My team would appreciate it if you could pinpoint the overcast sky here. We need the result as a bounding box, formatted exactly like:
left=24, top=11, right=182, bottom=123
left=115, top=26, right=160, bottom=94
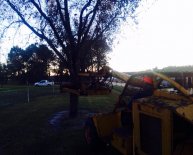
left=0, top=24, right=34, bottom=63
left=109, top=0, right=193, bottom=72
left=1, top=0, right=193, bottom=72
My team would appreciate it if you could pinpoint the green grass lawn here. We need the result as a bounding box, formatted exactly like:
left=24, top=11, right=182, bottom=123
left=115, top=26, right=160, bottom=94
left=0, top=85, right=122, bottom=155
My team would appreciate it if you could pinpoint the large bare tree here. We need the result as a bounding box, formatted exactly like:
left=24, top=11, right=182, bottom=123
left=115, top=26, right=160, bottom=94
left=0, top=0, right=141, bottom=117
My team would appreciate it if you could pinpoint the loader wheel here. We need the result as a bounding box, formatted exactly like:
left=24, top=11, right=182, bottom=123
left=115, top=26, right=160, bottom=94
left=173, top=140, right=193, bottom=155
left=84, top=117, right=102, bottom=150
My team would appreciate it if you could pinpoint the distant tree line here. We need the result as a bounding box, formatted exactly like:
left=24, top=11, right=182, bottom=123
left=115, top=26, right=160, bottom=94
left=8, top=44, right=56, bottom=84
left=126, top=66, right=193, bottom=76
left=159, top=66, right=193, bottom=72
left=0, top=44, right=55, bottom=85
left=0, top=43, right=109, bottom=86
left=0, top=63, right=7, bottom=86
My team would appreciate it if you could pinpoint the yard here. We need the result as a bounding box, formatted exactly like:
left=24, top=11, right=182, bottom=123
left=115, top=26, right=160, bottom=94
left=0, top=85, right=123, bottom=155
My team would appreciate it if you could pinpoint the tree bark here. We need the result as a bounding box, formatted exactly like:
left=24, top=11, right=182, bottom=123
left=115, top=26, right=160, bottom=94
left=69, top=93, right=79, bottom=118
left=68, top=75, right=80, bottom=118
left=68, top=61, right=80, bottom=118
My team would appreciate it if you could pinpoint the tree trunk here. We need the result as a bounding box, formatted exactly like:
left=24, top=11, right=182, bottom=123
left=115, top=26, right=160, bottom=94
left=69, top=93, right=79, bottom=118
left=68, top=63, right=80, bottom=118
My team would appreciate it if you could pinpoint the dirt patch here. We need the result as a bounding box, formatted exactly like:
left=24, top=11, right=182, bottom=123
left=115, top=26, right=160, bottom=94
left=48, top=110, right=95, bottom=130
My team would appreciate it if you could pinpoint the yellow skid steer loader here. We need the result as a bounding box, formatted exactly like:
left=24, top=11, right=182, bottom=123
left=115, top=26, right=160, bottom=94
left=84, top=70, right=193, bottom=155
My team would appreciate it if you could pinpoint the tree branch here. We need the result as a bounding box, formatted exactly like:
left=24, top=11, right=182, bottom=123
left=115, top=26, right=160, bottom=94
left=81, top=10, right=94, bottom=36
left=5, top=0, right=67, bottom=64
left=31, top=0, right=67, bottom=52
left=92, top=13, right=118, bottom=42
left=37, top=0, right=42, bottom=9
left=1, top=20, right=21, bottom=38
left=39, top=31, right=67, bottom=64
left=55, top=0, right=66, bottom=33
left=55, top=0, right=70, bottom=59
left=64, top=0, right=75, bottom=49
left=81, top=1, right=99, bottom=46
left=77, top=0, right=92, bottom=45
left=12, top=22, right=21, bottom=45
left=6, top=0, right=44, bottom=39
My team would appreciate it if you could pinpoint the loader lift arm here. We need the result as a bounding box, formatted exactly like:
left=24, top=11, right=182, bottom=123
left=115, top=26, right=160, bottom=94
left=60, top=66, right=131, bottom=95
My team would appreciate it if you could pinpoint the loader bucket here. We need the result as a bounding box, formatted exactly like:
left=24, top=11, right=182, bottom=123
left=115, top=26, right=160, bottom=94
left=93, top=112, right=121, bottom=139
